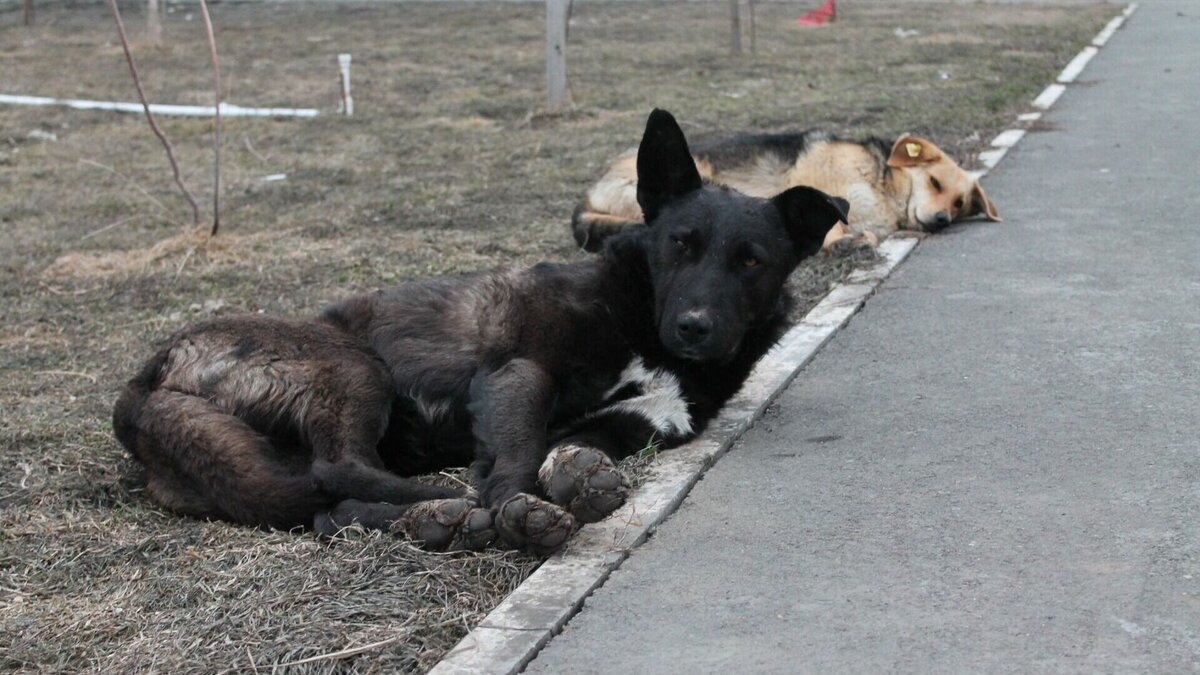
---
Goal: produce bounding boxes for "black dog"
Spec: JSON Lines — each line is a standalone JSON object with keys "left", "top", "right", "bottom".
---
{"left": 112, "top": 109, "right": 848, "bottom": 551}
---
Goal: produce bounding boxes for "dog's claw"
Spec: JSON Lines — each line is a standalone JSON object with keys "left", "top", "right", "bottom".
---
{"left": 396, "top": 498, "right": 497, "bottom": 552}
{"left": 539, "top": 444, "right": 630, "bottom": 524}
{"left": 495, "top": 493, "right": 576, "bottom": 552}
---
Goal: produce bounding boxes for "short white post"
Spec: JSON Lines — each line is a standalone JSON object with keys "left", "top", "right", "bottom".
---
{"left": 338, "top": 53, "right": 353, "bottom": 116}
{"left": 545, "top": 0, "right": 570, "bottom": 112}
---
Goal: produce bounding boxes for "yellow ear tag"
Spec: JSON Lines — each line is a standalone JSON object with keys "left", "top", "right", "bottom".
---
{"left": 905, "top": 142, "right": 922, "bottom": 159}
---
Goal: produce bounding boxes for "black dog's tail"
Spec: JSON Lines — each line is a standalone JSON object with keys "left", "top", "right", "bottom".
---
{"left": 571, "top": 203, "right": 645, "bottom": 253}
{"left": 112, "top": 346, "right": 169, "bottom": 461}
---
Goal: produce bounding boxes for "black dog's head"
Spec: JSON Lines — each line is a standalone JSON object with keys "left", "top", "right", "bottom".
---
{"left": 626, "top": 109, "right": 848, "bottom": 363}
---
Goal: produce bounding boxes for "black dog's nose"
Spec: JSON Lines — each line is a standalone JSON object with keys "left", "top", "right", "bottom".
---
{"left": 676, "top": 311, "right": 713, "bottom": 344}
{"left": 933, "top": 211, "right": 951, "bottom": 228}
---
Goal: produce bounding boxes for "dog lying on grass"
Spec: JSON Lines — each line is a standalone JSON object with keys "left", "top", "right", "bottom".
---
{"left": 113, "top": 109, "right": 848, "bottom": 552}
{"left": 573, "top": 129, "right": 999, "bottom": 254}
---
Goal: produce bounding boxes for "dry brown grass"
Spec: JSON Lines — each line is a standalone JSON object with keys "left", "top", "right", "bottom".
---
{"left": 0, "top": 1, "right": 1113, "bottom": 671}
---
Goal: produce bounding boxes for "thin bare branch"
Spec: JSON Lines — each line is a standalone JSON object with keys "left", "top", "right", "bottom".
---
{"left": 104, "top": 0, "right": 201, "bottom": 228}
{"left": 78, "top": 158, "right": 169, "bottom": 213}
{"left": 243, "top": 135, "right": 268, "bottom": 164}
{"left": 271, "top": 618, "right": 432, "bottom": 668}
{"left": 198, "top": 0, "right": 223, "bottom": 236}
{"left": 81, "top": 214, "right": 151, "bottom": 241}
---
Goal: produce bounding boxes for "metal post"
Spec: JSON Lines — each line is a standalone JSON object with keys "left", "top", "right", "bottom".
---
{"left": 546, "top": 0, "right": 569, "bottom": 111}
{"left": 748, "top": 0, "right": 756, "bottom": 54}
{"left": 729, "top": 0, "right": 742, "bottom": 55}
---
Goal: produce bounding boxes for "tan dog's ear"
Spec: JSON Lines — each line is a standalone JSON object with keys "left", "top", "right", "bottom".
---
{"left": 969, "top": 181, "right": 1001, "bottom": 222}
{"left": 886, "top": 135, "right": 944, "bottom": 168}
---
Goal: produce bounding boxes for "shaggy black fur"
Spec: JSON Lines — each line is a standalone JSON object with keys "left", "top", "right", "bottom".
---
{"left": 113, "top": 109, "right": 848, "bottom": 551}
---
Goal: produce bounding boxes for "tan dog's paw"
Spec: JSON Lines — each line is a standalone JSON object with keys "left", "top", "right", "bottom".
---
{"left": 539, "top": 444, "right": 630, "bottom": 523}
{"left": 827, "top": 232, "right": 879, "bottom": 256}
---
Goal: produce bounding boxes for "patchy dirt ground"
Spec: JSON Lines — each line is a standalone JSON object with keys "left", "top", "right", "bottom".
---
{"left": 0, "top": 1, "right": 1112, "bottom": 671}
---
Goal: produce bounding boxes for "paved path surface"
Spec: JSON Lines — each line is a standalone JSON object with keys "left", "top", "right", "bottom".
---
{"left": 526, "top": 4, "right": 1199, "bottom": 673}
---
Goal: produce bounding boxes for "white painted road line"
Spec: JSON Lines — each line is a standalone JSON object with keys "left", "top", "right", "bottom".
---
{"left": 1033, "top": 83, "right": 1067, "bottom": 110}
{"left": 1058, "top": 46, "right": 1099, "bottom": 83}
{"left": 978, "top": 148, "right": 1008, "bottom": 169}
{"left": 1092, "top": 15, "right": 1125, "bottom": 47}
{"left": 991, "top": 129, "right": 1026, "bottom": 149}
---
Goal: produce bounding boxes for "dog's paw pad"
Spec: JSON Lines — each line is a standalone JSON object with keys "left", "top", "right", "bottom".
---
{"left": 828, "top": 234, "right": 873, "bottom": 257}
{"left": 397, "top": 498, "right": 497, "bottom": 552}
{"left": 461, "top": 508, "right": 498, "bottom": 550}
{"left": 495, "top": 493, "right": 576, "bottom": 552}
{"left": 539, "top": 444, "right": 630, "bottom": 523}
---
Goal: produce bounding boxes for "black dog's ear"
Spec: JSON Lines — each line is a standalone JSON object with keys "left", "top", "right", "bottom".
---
{"left": 773, "top": 186, "right": 850, "bottom": 257}
{"left": 636, "top": 109, "right": 703, "bottom": 222}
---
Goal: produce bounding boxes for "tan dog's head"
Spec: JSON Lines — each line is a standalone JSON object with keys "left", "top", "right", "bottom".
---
{"left": 887, "top": 135, "right": 1001, "bottom": 232}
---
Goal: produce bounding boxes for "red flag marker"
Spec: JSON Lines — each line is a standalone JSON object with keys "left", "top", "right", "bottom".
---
{"left": 797, "top": 0, "right": 836, "bottom": 26}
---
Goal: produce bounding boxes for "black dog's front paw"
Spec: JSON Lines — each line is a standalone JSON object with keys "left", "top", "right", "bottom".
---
{"left": 313, "top": 498, "right": 496, "bottom": 551}
{"left": 538, "top": 444, "right": 630, "bottom": 523}
{"left": 397, "top": 498, "right": 498, "bottom": 552}
{"left": 494, "top": 493, "right": 576, "bottom": 553}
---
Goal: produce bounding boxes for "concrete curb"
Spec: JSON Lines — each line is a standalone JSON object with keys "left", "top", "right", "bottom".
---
{"left": 429, "top": 238, "right": 917, "bottom": 675}
{"left": 428, "top": 6, "right": 1136, "bottom": 673}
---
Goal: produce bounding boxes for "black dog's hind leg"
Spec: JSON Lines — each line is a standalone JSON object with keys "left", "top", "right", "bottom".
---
{"left": 470, "top": 359, "right": 576, "bottom": 551}
{"left": 305, "top": 358, "right": 487, "bottom": 550}
{"left": 133, "top": 390, "right": 335, "bottom": 529}
{"left": 310, "top": 460, "right": 461, "bottom": 504}
{"left": 304, "top": 359, "right": 463, "bottom": 507}
{"left": 314, "top": 498, "right": 497, "bottom": 551}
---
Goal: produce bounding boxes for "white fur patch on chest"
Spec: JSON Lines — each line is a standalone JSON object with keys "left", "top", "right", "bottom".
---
{"left": 599, "top": 357, "right": 693, "bottom": 437}
{"left": 407, "top": 388, "right": 453, "bottom": 425}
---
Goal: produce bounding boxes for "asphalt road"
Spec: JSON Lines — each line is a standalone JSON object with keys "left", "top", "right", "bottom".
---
{"left": 526, "top": 3, "right": 1200, "bottom": 673}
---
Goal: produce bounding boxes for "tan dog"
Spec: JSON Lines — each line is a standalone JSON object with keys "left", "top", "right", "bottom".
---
{"left": 572, "top": 131, "right": 1000, "bottom": 253}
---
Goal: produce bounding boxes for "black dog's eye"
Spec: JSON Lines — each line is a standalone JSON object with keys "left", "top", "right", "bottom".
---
{"left": 670, "top": 232, "right": 692, "bottom": 253}
{"left": 953, "top": 197, "right": 964, "bottom": 210}
{"left": 742, "top": 256, "right": 760, "bottom": 268}
{"left": 930, "top": 176, "right": 943, "bottom": 192}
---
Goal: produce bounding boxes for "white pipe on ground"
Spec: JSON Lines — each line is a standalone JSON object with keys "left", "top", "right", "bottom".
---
{"left": 0, "top": 94, "right": 319, "bottom": 118}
